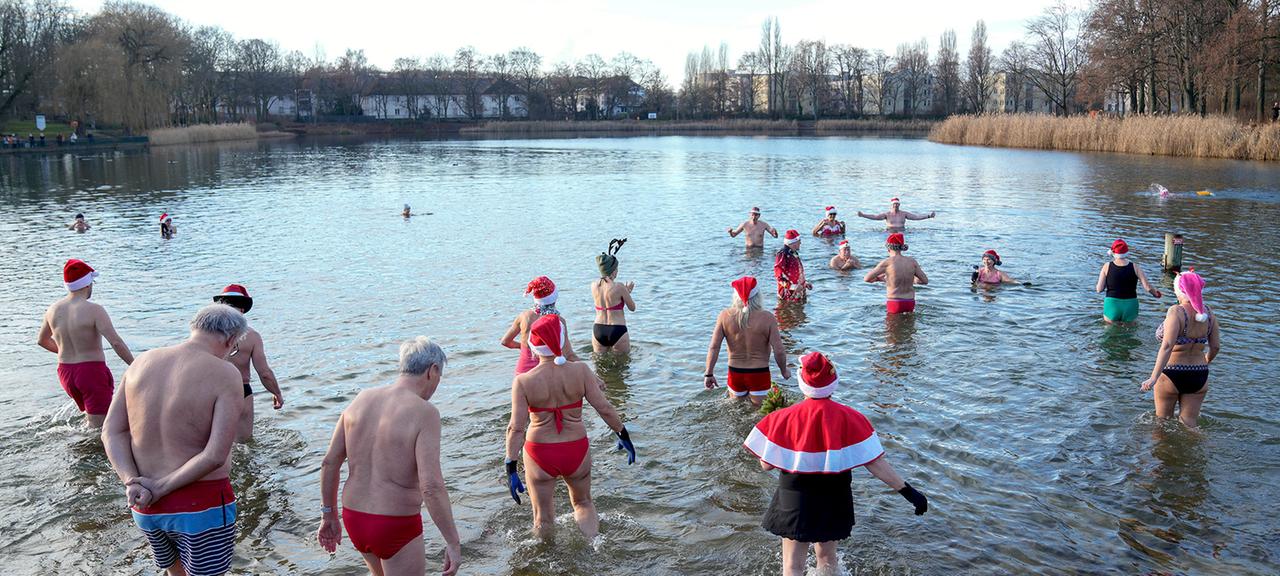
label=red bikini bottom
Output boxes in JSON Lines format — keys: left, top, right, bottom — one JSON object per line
{"left": 525, "top": 437, "right": 590, "bottom": 477}
{"left": 342, "top": 507, "right": 422, "bottom": 560}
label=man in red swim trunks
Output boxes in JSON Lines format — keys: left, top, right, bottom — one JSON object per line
{"left": 37, "top": 259, "right": 134, "bottom": 427}
{"left": 317, "top": 337, "right": 462, "bottom": 576}
{"left": 704, "top": 276, "right": 792, "bottom": 405}
{"left": 864, "top": 233, "right": 928, "bottom": 314}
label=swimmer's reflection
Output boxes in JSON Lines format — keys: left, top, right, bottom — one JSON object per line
{"left": 774, "top": 302, "right": 809, "bottom": 332}
{"left": 1148, "top": 424, "right": 1209, "bottom": 515}
{"left": 884, "top": 311, "right": 918, "bottom": 347}
{"left": 593, "top": 351, "right": 633, "bottom": 408}
{"left": 1099, "top": 322, "right": 1143, "bottom": 362}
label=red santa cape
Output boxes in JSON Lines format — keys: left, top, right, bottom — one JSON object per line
{"left": 743, "top": 398, "right": 884, "bottom": 473}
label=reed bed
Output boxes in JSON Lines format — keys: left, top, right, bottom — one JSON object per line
{"left": 815, "top": 118, "right": 935, "bottom": 132}
{"left": 461, "top": 119, "right": 802, "bottom": 133}
{"left": 148, "top": 123, "right": 259, "bottom": 146}
{"left": 929, "top": 114, "right": 1280, "bottom": 161}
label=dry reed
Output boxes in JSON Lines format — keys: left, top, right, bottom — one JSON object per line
{"left": 815, "top": 118, "right": 935, "bottom": 132}
{"left": 929, "top": 114, "right": 1280, "bottom": 161}
{"left": 148, "top": 123, "right": 259, "bottom": 146}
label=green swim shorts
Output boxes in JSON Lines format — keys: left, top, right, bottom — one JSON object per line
{"left": 1103, "top": 297, "right": 1139, "bottom": 322}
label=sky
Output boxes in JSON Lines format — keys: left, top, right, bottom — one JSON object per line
{"left": 67, "top": 0, "right": 1075, "bottom": 81}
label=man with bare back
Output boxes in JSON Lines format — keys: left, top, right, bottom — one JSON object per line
{"left": 704, "top": 276, "right": 792, "bottom": 405}
{"left": 864, "top": 233, "right": 928, "bottom": 314}
{"left": 856, "top": 197, "right": 935, "bottom": 231}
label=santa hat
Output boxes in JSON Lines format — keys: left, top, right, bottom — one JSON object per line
{"left": 528, "top": 314, "right": 567, "bottom": 365}
{"left": 524, "top": 276, "right": 558, "bottom": 305}
{"left": 63, "top": 259, "right": 98, "bottom": 291}
{"left": 825, "top": 205, "right": 837, "bottom": 215}
{"left": 838, "top": 240, "right": 850, "bottom": 250}
{"left": 886, "top": 233, "right": 907, "bottom": 250}
{"left": 743, "top": 389, "right": 884, "bottom": 473}
{"left": 890, "top": 197, "right": 901, "bottom": 205}
{"left": 212, "top": 284, "right": 254, "bottom": 313}
{"left": 797, "top": 351, "right": 839, "bottom": 398}
{"left": 731, "top": 276, "right": 759, "bottom": 312}
{"left": 983, "top": 249, "right": 1002, "bottom": 266}
{"left": 750, "top": 206, "right": 761, "bottom": 214}
{"left": 1110, "top": 238, "right": 1129, "bottom": 255}
{"left": 784, "top": 229, "right": 801, "bottom": 245}
{"left": 1175, "top": 269, "right": 1209, "bottom": 322}
{"left": 160, "top": 213, "right": 170, "bottom": 222}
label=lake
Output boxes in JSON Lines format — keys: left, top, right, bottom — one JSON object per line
{"left": 1, "top": 135, "right": 1277, "bottom": 575}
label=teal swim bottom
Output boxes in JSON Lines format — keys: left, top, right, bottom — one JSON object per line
{"left": 1103, "top": 297, "right": 1139, "bottom": 322}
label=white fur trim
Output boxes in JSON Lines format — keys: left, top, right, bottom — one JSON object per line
{"left": 748, "top": 389, "right": 771, "bottom": 396}
{"left": 529, "top": 329, "right": 566, "bottom": 359}
{"left": 743, "top": 427, "right": 884, "bottom": 473}
{"left": 798, "top": 376, "right": 839, "bottom": 398}
{"left": 532, "top": 287, "right": 558, "bottom": 305}
{"left": 554, "top": 356, "right": 566, "bottom": 365}
{"left": 784, "top": 236, "right": 800, "bottom": 245}
{"left": 1195, "top": 313, "right": 1208, "bottom": 322}
{"left": 219, "top": 291, "right": 246, "bottom": 298}
{"left": 65, "top": 271, "right": 98, "bottom": 291}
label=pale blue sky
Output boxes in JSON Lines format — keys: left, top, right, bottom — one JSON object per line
{"left": 68, "top": 0, "right": 1074, "bottom": 80}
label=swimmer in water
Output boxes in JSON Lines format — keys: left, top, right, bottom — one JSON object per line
{"left": 704, "top": 276, "right": 792, "bottom": 405}
{"left": 211, "top": 284, "right": 284, "bottom": 443}
{"left": 503, "top": 314, "right": 636, "bottom": 540}
{"left": 744, "top": 351, "right": 928, "bottom": 576}
{"left": 1096, "top": 239, "right": 1161, "bottom": 323}
{"left": 501, "top": 276, "right": 580, "bottom": 375}
{"left": 160, "top": 213, "right": 176, "bottom": 239}
{"left": 591, "top": 239, "right": 636, "bottom": 353}
{"left": 728, "top": 206, "right": 779, "bottom": 248}
{"left": 1140, "top": 270, "right": 1220, "bottom": 431}
{"left": 317, "top": 337, "right": 462, "bottom": 575}
{"left": 37, "top": 259, "right": 135, "bottom": 427}
{"left": 972, "top": 250, "right": 1018, "bottom": 285}
{"left": 856, "top": 197, "right": 935, "bottom": 231}
{"left": 864, "top": 233, "right": 928, "bottom": 314}
{"left": 68, "top": 213, "right": 90, "bottom": 232}
{"left": 775, "top": 230, "right": 811, "bottom": 302}
{"left": 811, "top": 206, "right": 846, "bottom": 237}
{"left": 829, "top": 240, "right": 859, "bottom": 270}
{"left": 402, "top": 204, "right": 412, "bottom": 218}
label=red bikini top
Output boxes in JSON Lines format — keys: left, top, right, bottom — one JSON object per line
{"left": 595, "top": 300, "right": 625, "bottom": 311}
{"left": 529, "top": 399, "right": 583, "bottom": 433}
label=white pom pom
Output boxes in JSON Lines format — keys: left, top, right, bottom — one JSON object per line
{"left": 1195, "top": 312, "right": 1208, "bottom": 322}
{"left": 742, "top": 306, "right": 749, "bottom": 314}
{"left": 554, "top": 356, "right": 566, "bottom": 365}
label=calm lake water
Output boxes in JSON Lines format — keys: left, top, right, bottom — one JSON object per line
{"left": 1, "top": 135, "right": 1278, "bottom": 575}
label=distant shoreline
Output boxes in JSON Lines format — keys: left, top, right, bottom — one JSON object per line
{"left": 459, "top": 118, "right": 937, "bottom": 135}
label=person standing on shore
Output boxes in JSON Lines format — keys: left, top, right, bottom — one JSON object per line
{"left": 743, "top": 351, "right": 928, "bottom": 576}
{"left": 775, "top": 230, "right": 810, "bottom": 302}
{"left": 501, "top": 276, "right": 580, "bottom": 375}
{"left": 856, "top": 198, "right": 935, "bottom": 231}
{"left": 864, "top": 233, "right": 928, "bottom": 314}
{"left": 68, "top": 213, "right": 90, "bottom": 232}
{"left": 211, "top": 284, "right": 284, "bottom": 443}
{"left": 1140, "top": 270, "right": 1220, "bottom": 431}
{"left": 811, "top": 206, "right": 845, "bottom": 237}
{"left": 317, "top": 337, "right": 462, "bottom": 576}
{"left": 704, "top": 276, "right": 791, "bottom": 405}
{"left": 37, "top": 259, "right": 134, "bottom": 427}
{"left": 102, "top": 304, "right": 246, "bottom": 576}
{"left": 829, "top": 240, "right": 859, "bottom": 270}
{"left": 1095, "top": 239, "right": 1161, "bottom": 323}
{"left": 728, "top": 206, "right": 779, "bottom": 248}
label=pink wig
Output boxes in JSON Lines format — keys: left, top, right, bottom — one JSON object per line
{"left": 1175, "top": 270, "right": 1208, "bottom": 322}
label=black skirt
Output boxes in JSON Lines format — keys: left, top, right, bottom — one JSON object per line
{"left": 762, "top": 470, "right": 854, "bottom": 543}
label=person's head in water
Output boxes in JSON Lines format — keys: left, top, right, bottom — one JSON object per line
{"left": 731, "top": 276, "right": 763, "bottom": 330}
{"left": 886, "top": 232, "right": 907, "bottom": 254}
{"left": 596, "top": 238, "right": 626, "bottom": 279}
{"left": 982, "top": 249, "right": 1001, "bottom": 268}
{"left": 1110, "top": 238, "right": 1129, "bottom": 261}
{"left": 63, "top": 259, "right": 98, "bottom": 297}
{"left": 890, "top": 197, "right": 901, "bottom": 212}
{"left": 750, "top": 206, "right": 761, "bottom": 222}
{"left": 784, "top": 229, "right": 801, "bottom": 250}
{"left": 212, "top": 284, "right": 254, "bottom": 314}
{"left": 190, "top": 303, "right": 249, "bottom": 359}
{"left": 74, "top": 213, "right": 84, "bottom": 221}
{"left": 402, "top": 204, "right": 411, "bottom": 216}
{"left": 838, "top": 239, "right": 852, "bottom": 257}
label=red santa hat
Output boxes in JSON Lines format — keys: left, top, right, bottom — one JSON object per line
{"left": 825, "top": 205, "right": 837, "bottom": 215}
{"left": 1110, "top": 238, "right": 1129, "bottom": 255}
{"left": 742, "top": 388, "right": 884, "bottom": 473}
{"left": 886, "top": 232, "right": 907, "bottom": 250}
{"left": 160, "top": 213, "right": 170, "bottom": 222}
{"left": 838, "top": 240, "right": 850, "bottom": 250}
{"left": 212, "top": 284, "right": 254, "bottom": 312}
{"left": 528, "top": 314, "right": 566, "bottom": 365}
{"left": 731, "top": 276, "right": 759, "bottom": 312}
{"left": 983, "top": 249, "right": 1002, "bottom": 266}
{"left": 784, "top": 229, "right": 801, "bottom": 245}
{"left": 63, "top": 259, "right": 98, "bottom": 291}
{"left": 524, "top": 276, "right": 558, "bottom": 305}
{"left": 797, "top": 351, "right": 840, "bottom": 398}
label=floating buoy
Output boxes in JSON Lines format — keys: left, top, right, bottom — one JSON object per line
{"left": 1196, "top": 190, "right": 1214, "bottom": 196}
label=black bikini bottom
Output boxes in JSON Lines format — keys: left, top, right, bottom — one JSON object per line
{"left": 1163, "top": 365, "right": 1208, "bottom": 395}
{"left": 592, "top": 324, "right": 628, "bottom": 347}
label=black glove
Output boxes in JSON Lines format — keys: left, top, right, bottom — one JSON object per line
{"left": 971, "top": 265, "right": 980, "bottom": 284}
{"left": 615, "top": 426, "right": 636, "bottom": 465}
{"left": 899, "top": 482, "right": 928, "bottom": 515}
{"left": 505, "top": 459, "right": 525, "bottom": 504}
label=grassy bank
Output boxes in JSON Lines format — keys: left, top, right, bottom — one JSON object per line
{"left": 929, "top": 114, "right": 1280, "bottom": 161}
{"left": 461, "top": 118, "right": 935, "bottom": 135}
{"left": 148, "top": 123, "right": 259, "bottom": 146}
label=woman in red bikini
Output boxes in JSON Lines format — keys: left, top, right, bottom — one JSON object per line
{"left": 503, "top": 314, "right": 636, "bottom": 540}
{"left": 501, "top": 276, "right": 580, "bottom": 374}
{"left": 972, "top": 249, "right": 1018, "bottom": 286}
{"left": 591, "top": 239, "right": 637, "bottom": 353}
{"left": 810, "top": 206, "right": 846, "bottom": 237}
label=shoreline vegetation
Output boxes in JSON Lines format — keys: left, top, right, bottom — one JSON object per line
{"left": 147, "top": 123, "right": 265, "bottom": 146}
{"left": 929, "top": 114, "right": 1280, "bottom": 162}
{"left": 459, "top": 118, "right": 937, "bottom": 135}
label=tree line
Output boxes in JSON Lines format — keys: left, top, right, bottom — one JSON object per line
{"left": 1, "top": 0, "right": 1276, "bottom": 133}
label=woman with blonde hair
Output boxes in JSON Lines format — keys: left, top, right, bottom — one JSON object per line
{"left": 703, "top": 276, "right": 791, "bottom": 405}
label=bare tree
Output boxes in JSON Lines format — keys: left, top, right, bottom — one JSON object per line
{"left": 737, "top": 51, "right": 763, "bottom": 115}
{"left": 453, "top": 46, "right": 483, "bottom": 118}
{"left": 575, "top": 53, "right": 608, "bottom": 119}
{"left": 508, "top": 47, "right": 542, "bottom": 118}
{"left": 832, "top": 44, "right": 868, "bottom": 116}
{"left": 866, "top": 49, "right": 897, "bottom": 115}
{"left": 964, "top": 20, "right": 995, "bottom": 113}
{"left": 935, "top": 29, "right": 961, "bottom": 115}
{"left": 999, "top": 41, "right": 1033, "bottom": 113}
{"left": 896, "top": 39, "right": 930, "bottom": 116}
{"left": 1025, "top": 1, "right": 1086, "bottom": 115}
{"left": 1, "top": 0, "right": 76, "bottom": 118}
{"left": 758, "top": 16, "right": 788, "bottom": 118}
{"left": 234, "top": 38, "right": 283, "bottom": 121}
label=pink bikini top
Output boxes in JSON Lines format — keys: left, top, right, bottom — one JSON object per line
{"left": 529, "top": 399, "right": 583, "bottom": 433}
{"left": 595, "top": 300, "right": 625, "bottom": 311}
{"left": 978, "top": 268, "right": 1002, "bottom": 284}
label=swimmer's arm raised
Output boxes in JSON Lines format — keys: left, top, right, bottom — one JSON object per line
{"left": 504, "top": 380, "right": 529, "bottom": 462}
{"left": 37, "top": 315, "right": 57, "bottom": 354}
{"left": 317, "top": 412, "right": 346, "bottom": 552}
{"left": 621, "top": 283, "right": 636, "bottom": 312}
{"left": 857, "top": 211, "right": 886, "bottom": 220}
{"left": 96, "top": 308, "right": 134, "bottom": 364}
{"left": 151, "top": 376, "right": 239, "bottom": 499}
{"left": 810, "top": 221, "right": 825, "bottom": 236}
{"left": 728, "top": 222, "right": 745, "bottom": 237}
{"left": 416, "top": 405, "right": 462, "bottom": 573}
{"left": 499, "top": 317, "right": 522, "bottom": 350}
{"left": 903, "top": 210, "right": 934, "bottom": 221}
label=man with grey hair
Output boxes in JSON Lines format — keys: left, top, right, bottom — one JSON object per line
{"left": 102, "top": 303, "right": 247, "bottom": 576}
{"left": 317, "top": 336, "right": 462, "bottom": 576}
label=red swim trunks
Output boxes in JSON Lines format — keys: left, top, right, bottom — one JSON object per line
{"left": 727, "top": 366, "right": 772, "bottom": 397}
{"left": 57, "top": 361, "right": 114, "bottom": 415}
{"left": 342, "top": 507, "right": 423, "bottom": 560}
{"left": 886, "top": 299, "right": 916, "bottom": 314}
{"left": 525, "top": 437, "right": 590, "bottom": 477}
